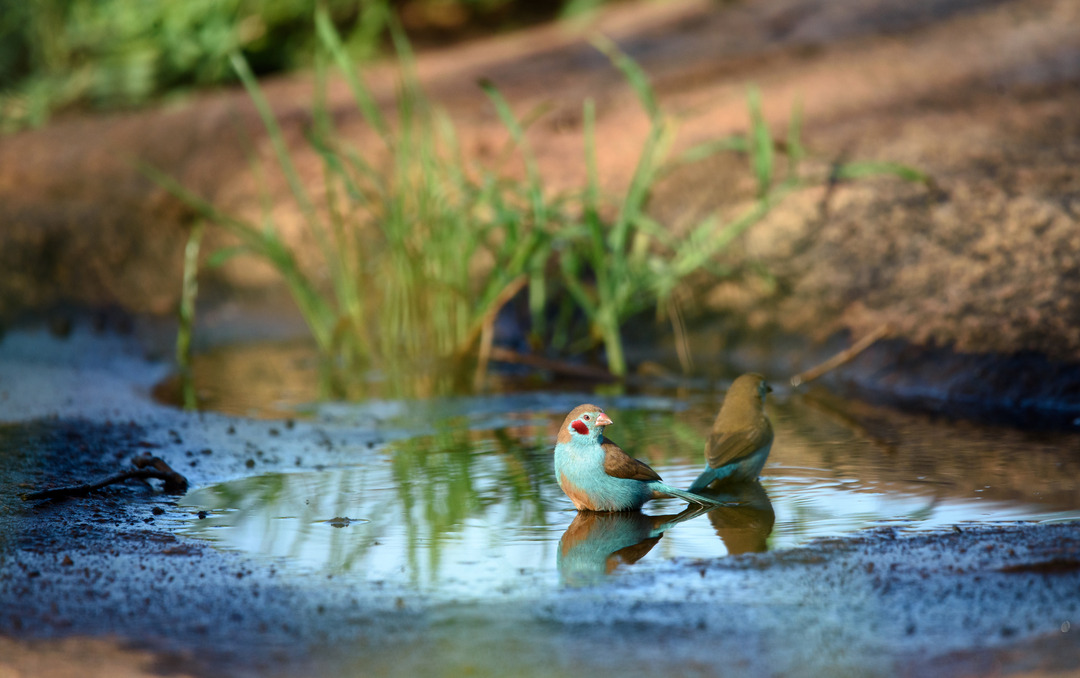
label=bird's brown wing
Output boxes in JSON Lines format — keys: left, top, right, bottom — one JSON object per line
{"left": 601, "top": 439, "right": 662, "bottom": 482}
{"left": 705, "top": 419, "right": 773, "bottom": 469}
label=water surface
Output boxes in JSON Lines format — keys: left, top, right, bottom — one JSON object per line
{"left": 181, "top": 391, "right": 1080, "bottom": 596}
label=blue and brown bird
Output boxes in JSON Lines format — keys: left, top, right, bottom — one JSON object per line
{"left": 554, "top": 404, "right": 726, "bottom": 511}
{"left": 688, "top": 373, "right": 774, "bottom": 492}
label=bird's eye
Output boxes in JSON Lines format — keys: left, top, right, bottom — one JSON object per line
{"left": 583, "top": 414, "right": 590, "bottom": 421}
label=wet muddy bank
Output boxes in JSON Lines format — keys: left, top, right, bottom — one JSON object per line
{"left": 821, "top": 339, "right": 1080, "bottom": 430}
{"left": 612, "top": 315, "right": 1080, "bottom": 430}
{"left": 695, "top": 325, "right": 1080, "bottom": 430}
{"left": 4, "top": 420, "right": 1079, "bottom": 677}
{"left": 2, "top": 328, "right": 1079, "bottom": 677}
{"left": 4, "top": 428, "right": 1079, "bottom": 677}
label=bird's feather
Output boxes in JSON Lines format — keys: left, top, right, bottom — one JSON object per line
{"left": 650, "top": 482, "right": 731, "bottom": 506}
{"left": 705, "top": 418, "right": 773, "bottom": 470}
{"left": 601, "top": 439, "right": 662, "bottom": 482}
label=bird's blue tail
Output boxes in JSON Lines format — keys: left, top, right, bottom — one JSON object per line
{"left": 650, "top": 481, "right": 733, "bottom": 507}
{"left": 687, "top": 466, "right": 736, "bottom": 493}
{"left": 687, "top": 468, "right": 715, "bottom": 493}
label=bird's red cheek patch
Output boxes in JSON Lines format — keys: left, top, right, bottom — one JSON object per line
{"left": 571, "top": 420, "right": 589, "bottom": 435}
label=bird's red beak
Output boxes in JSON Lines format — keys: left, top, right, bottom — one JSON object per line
{"left": 596, "top": 413, "right": 613, "bottom": 426}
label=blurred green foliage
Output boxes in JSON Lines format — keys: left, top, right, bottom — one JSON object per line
{"left": 0, "top": 0, "right": 602, "bottom": 133}
{"left": 0, "top": 0, "right": 371, "bottom": 131}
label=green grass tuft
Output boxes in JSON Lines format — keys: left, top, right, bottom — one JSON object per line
{"left": 157, "top": 20, "right": 930, "bottom": 388}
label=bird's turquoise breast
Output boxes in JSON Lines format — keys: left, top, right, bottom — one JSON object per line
{"left": 554, "top": 440, "right": 652, "bottom": 511}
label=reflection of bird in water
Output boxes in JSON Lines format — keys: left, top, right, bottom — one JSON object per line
{"left": 557, "top": 505, "right": 709, "bottom": 586}
{"left": 689, "top": 373, "right": 774, "bottom": 492}
{"left": 554, "top": 404, "right": 726, "bottom": 511}
{"left": 702, "top": 480, "right": 775, "bottom": 555}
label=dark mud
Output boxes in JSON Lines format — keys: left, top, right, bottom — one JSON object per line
{"left": 823, "top": 339, "right": 1080, "bottom": 429}
{"left": 696, "top": 326, "right": 1080, "bottom": 430}
{"left": 1, "top": 328, "right": 1078, "bottom": 677}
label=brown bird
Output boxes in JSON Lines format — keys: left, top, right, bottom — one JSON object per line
{"left": 688, "top": 373, "right": 774, "bottom": 492}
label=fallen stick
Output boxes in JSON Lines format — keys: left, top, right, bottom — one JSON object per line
{"left": 790, "top": 324, "right": 893, "bottom": 387}
{"left": 489, "top": 347, "right": 616, "bottom": 381}
{"left": 23, "top": 454, "right": 189, "bottom": 501}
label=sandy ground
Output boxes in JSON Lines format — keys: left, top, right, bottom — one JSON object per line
{"left": 1, "top": 327, "right": 1078, "bottom": 677}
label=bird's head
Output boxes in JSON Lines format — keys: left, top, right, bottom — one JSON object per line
{"left": 557, "top": 403, "right": 612, "bottom": 444}
{"left": 724, "top": 373, "right": 772, "bottom": 413}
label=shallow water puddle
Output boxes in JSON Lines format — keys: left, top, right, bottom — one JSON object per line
{"left": 179, "top": 392, "right": 1080, "bottom": 596}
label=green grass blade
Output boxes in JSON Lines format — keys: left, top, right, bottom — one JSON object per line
{"left": 591, "top": 38, "right": 671, "bottom": 262}
{"left": 747, "top": 86, "right": 774, "bottom": 197}
{"left": 176, "top": 221, "right": 203, "bottom": 411}
{"left": 786, "top": 97, "right": 805, "bottom": 178}
{"left": 583, "top": 98, "right": 600, "bottom": 211}
{"left": 558, "top": 251, "right": 599, "bottom": 319}
{"left": 205, "top": 245, "right": 249, "bottom": 269}
{"left": 591, "top": 35, "right": 658, "bottom": 122}
{"left": 479, "top": 79, "right": 544, "bottom": 211}
{"left": 387, "top": 13, "right": 418, "bottom": 75}
{"left": 663, "top": 135, "right": 749, "bottom": 176}
{"left": 630, "top": 213, "right": 677, "bottom": 249}
{"left": 314, "top": 5, "right": 389, "bottom": 141}
{"left": 348, "top": 0, "right": 391, "bottom": 62}
{"left": 832, "top": 160, "right": 931, "bottom": 185}
{"left": 670, "top": 201, "right": 768, "bottom": 280}
{"left": 578, "top": 96, "right": 614, "bottom": 303}
{"left": 612, "top": 119, "right": 670, "bottom": 259}
{"left": 143, "top": 162, "right": 336, "bottom": 351}
{"left": 228, "top": 51, "right": 317, "bottom": 225}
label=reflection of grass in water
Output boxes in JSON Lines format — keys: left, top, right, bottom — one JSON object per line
{"left": 182, "top": 410, "right": 555, "bottom": 584}
{"left": 390, "top": 422, "right": 550, "bottom": 585}
{"left": 186, "top": 470, "right": 397, "bottom": 572}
